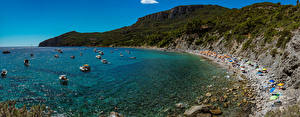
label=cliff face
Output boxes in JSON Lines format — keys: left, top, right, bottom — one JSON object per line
{"left": 136, "top": 5, "right": 212, "bottom": 22}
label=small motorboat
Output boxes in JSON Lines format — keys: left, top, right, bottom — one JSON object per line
{"left": 96, "top": 55, "right": 102, "bottom": 59}
{"left": 59, "top": 75, "right": 68, "bottom": 85}
{"left": 24, "top": 59, "right": 30, "bottom": 66}
{"left": 101, "top": 59, "right": 108, "bottom": 64}
{"left": 129, "top": 57, "right": 136, "bottom": 59}
{"left": 70, "top": 56, "right": 75, "bottom": 59}
{"left": 54, "top": 55, "right": 59, "bottom": 58}
{"left": 59, "top": 75, "right": 68, "bottom": 81}
{"left": 80, "top": 64, "right": 91, "bottom": 72}
{"left": 57, "top": 49, "right": 63, "bottom": 53}
{"left": 1, "top": 69, "right": 7, "bottom": 78}
{"left": 2, "top": 51, "right": 10, "bottom": 54}
{"left": 99, "top": 51, "right": 104, "bottom": 55}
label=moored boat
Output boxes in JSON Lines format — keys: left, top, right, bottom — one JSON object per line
{"left": 24, "top": 59, "right": 30, "bottom": 66}
{"left": 59, "top": 75, "right": 68, "bottom": 85}
{"left": 1, "top": 69, "right": 7, "bottom": 78}
{"left": 80, "top": 64, "right": 91, "bottom": 72}
{"left": 96, "top": 55, "right": 102, "bottom": 59}
{"left": 101, "top": 59, "right": 108, "bottom": 64}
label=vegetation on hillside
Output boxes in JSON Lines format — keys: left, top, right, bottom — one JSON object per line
{"left": 40, "top": 2, "right": 300, "bottom": 52}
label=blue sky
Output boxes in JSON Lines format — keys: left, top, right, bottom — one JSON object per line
{"left": 0, "top": 0, "right": 297, "bottom": 46}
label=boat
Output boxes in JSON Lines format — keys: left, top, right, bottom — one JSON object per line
{"left": 94, "top": 48, "right": 97, "bottom": 52}
{"left": 70, "top": 56, "right": 75, "bottom": 59}
{"left": 99, "top": 51, "right": 104, "bottom": 55}
{"left": 54, "top": 55, "right": 59, "bottom": 58}
{"left": 96, "top": 55, "right": 102, "bottom": 59}
{"left": 80, "top": 64, "right": 91, "bottom": 72}
{"left": 59, "top": 75, "right": 68, "bottom": 85}
{"left": 24, "top": 59, "right": 30, "bottom": 66}
{"left": 129, "top": 57, "right": 136, "bottom": 59}
{"left": 1, "top": 69, "right": 7, "bottom": 78}
{"left": 57, "top": 49, "right": 63, "bottom": 53}
{"left": 2, "top": 51, "right": 10, "bottom": 54}
{"left": 101, "top": 59, "right": 108, "bottom": 64}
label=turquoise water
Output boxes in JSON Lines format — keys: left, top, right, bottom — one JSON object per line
{"left": 0, "top": 47, "right": 229, "bottom": 116}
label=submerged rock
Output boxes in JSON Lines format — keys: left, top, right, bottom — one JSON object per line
{"left": 109, "top": 112, "right": 123, "bottom": 117}
{"left": 176, "top": 102, "right": 188, "bottom": 109}
{"left": 205, "top": 93, "right": 212, "bottom": 97}
{"left": 196, "top": 113, "right": 212, "bottom": 117}
{"left": 209, "top": 108, "right": 222, "bottom": 115}
{"left": 184, "top": 105, "right": 204, "bottom": 116}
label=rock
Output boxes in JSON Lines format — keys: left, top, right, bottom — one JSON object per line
{"left": 274, "top": 101, "right": 282, "bottom": 107}
{"left": 206, "top": 93, "right": 212, "bottom": 97}
{"left": 176, "top": 102, "right": 187, "bottom": 108}
{"left": 293, "top": 80, "right": 300, "bottom": 89}
{"left": 237, "top": 102, "right": 241, "bottom": 106}
{"left": 243, "top": 98, "right": 247, "bottom": 103}
{"left": 203, "top": 99, "right": 209, "bottom": 104}
{"left": 210, "top": 97, "right": 218, "bottom": 102}
{"left": 184, "top": 105, "right": 204, "bottom": 116}
{"left": 109, "top": 111, "right": 123, "bottom": 117}
{"left": 209, "top": 108, "right": 222, "bottom": 115}
{"left": 223, "top": 103, "right": 228, "bottom": 108}
{"left": 197, "top": 113, "right": 212, "bottom": 117}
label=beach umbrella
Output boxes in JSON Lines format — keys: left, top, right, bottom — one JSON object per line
{"left": 270, "top": 88, "right": 275, "bottom": 93}
{"left": 270, "top": 96, "right": 278, "bottom": 100}
{"left": 269, "top": 80, "right": 275, "bottom": 83}
{"left": 263, "top": 68, "right": 267, "bottom": 71}
{"left": 277, "top": 83, "right": 284, "bottom": 86}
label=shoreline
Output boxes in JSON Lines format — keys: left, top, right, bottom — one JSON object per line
{"left": 145, "top": 47, "right": 279, "bottom": 117}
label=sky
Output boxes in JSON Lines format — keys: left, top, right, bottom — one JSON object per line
{"left": 0, "top": 0, "right": 297, "bottom": 46}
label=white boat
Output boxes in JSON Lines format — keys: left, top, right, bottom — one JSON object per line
{"left": 80, "top": 64, "right": 91, "bottom": 72}
{"left": 96, "top": 55, "right": 102, "bottom": 59}
{"left": 59, "top": 75, "right": 68, "bottom": 81}
{"left": 24, "top": 59, "right": 30, "bottom": 66}
{"left": 99, "top": 51, "right": 104, "bottom": 55}
{"left": 1, "top": 69, "right": 7, "bottom": 77}
{"left": 101, "top": 59, "right": 108, "bottom": 64}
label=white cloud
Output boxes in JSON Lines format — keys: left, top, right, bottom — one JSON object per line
{"left": 141, "top": 0, "right": 159, "bottom": 4}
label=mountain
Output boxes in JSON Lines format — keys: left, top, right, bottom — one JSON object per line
{"left": 39, "top": 5, "right": 229, "bottom": 47}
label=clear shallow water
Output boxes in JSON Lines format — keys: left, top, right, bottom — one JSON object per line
{"left": 0, "top": 47, "right": 230, "bottom": 116}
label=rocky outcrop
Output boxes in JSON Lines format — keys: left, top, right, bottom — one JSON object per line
{"left": 136, "top": 5, "right": 222, "bottom": 23}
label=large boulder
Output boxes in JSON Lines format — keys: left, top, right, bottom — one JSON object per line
{"left": 184, "top": 105, "right": 204, "bottom": 117}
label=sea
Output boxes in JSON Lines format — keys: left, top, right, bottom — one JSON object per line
{"left": 0, "top": 47, "right": 233, "bottom": 116}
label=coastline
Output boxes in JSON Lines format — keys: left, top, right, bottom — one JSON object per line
{"left": 137, "top": 47, "right": 279, "bottom": 117}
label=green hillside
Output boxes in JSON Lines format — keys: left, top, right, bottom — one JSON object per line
{"left": 39, "top": 2, "right": 300, "bottom": 50}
